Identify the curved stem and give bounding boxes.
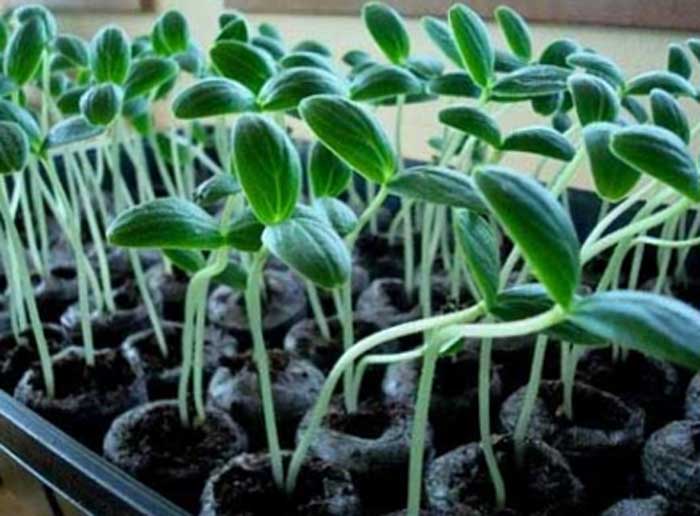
[245,250,285,488]
[345,185,389,247]
[305,280,330,340]
[287,302,486,493]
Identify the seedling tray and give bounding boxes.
[0,390,187,515]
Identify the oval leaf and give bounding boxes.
[172,78,256,119]
[439,106,501,148]
[568,74,619,126]
[299,94,396,184]
[107,198,224,249]
[362,2,410,65]
[4,17,47,86]
[0,122,29,174]
[232,114,301,224]
[195,173,242,207]
[454,209,499,308]
[475,166,581,308]
[650,88,690,144]
[217,18,249,44]
[568,291,700,369]
[312,197,357,237]
[501,126,575,161]
[668,43,692,79]
[491,65,572,100]
[566,52,624,88]
[583,122,641,201]
[152,10,190,56]
[495,6,532,62]
[79,83,123,126]
[124,57,179,101]
[223,208,264,251]
[262,206,351,289]
[293,40,332,57]
[421,16,462,68]
[54,34,90,69]
[258,67,348,112]
[611,125,700,201]
[308,140,353,198]
[0,100,41,151]
[350,63,422,102]
[387,165,487,212]
[91,25,131,84]
[448,4,494,88]
[428,71,481,98]
[625,70,696,97]
[57,86,89,115]
[281,51,334,73]
[43,116,104,150]
[210,40,277,94]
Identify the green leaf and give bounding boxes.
[262,205,351,289]
[223,208,264,251]
[210,40,276,94]
[621,96,648,123]
[0,122,29,174]
[13,4,56,39]
[152,10,190,56]
[650,88,690,144]
[611,125,700,201]
[495,50,526,73]
[448,4,494,88]
[668,43,692,79]
[565,52,624,88]
[625,71,696,97]
[124,57,179,101]
[91,25,131,85]
[54,34,90,69]
[438,106,501,148]
[43,116,104,150]
[539,38,580,68]
[387,165,487,212]
[174,44,203,76]
[293,40,332,57]
[308,140,352,198]
[194,173,241,207]
[475,166,580,308]
[495,6,532,62]
[406,55,444,80]
[421,16,462,68]
[343,49,373,68]
[491,65,572,100]
[258,67,348,112]
[453,209,499,308]
[491,284,602,345]
[258,22,283,42]
[428,72,481,98]
[0,100,41,151]
[582,122,641,201]
[107,198,225,250]
[172,78,256,119]
[568,291,700,369]
[349,63,421,102]
[4,17,47,86]
[568,74,619,126]
[219,11,245,29]
[312,197,357,237]
[281,52,334,73]
[217,18,249,43]
[531,94,561,116]
[252,35,286,61]
[299,94,396,184]
[689,38,700,60]
[232,114,301,224]
[501,126,575,161]
[362,2,410,65]
[79,82,123,126]
[57,86,89,115]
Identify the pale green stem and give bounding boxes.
[305,280,331,340]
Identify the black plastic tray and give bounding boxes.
[0,390,187,515]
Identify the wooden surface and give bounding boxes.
[228,0,700,31]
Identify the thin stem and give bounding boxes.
[333,285,355,412]
[287,302,486,493]
[305,280,331,340]
[246,250,285,488]
[406,337,440,516]
[513,334,549,466]
[479,338,506,510]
